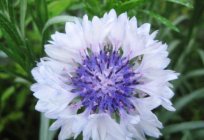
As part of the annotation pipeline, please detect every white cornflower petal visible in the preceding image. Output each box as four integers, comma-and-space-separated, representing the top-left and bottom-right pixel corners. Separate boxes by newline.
129, 17, 137, 30
150, 30, 159, 39
45, 45, 79, 64
31, 9, 178, 140
83, 114, 126, 140
137, 23, 151, 34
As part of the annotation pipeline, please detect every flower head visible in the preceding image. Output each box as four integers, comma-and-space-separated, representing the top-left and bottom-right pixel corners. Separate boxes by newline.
31, 9, 178, 140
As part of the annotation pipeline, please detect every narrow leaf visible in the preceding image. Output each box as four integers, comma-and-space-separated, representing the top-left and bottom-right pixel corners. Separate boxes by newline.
48, 0, 73, 17
20, 0, 27, 38
117, 0, 146, 12
174, 69, 204, 88
163, 121, 204, 134
162, 88, 204, 123
0, 13, 24, 46
35, 0, 48, 30
165, 0, 193, 8
175, 37, 194, 72
0, 43, 24, 68
143, 10, 179, 32
42, 15, 79, 34
1, 86, 15, 103
197, 49, 204, 65
175, 88, 204, 111
0, 0, 8, 13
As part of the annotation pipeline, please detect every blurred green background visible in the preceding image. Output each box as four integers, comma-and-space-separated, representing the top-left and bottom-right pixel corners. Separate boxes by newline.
0, 0, 204, 140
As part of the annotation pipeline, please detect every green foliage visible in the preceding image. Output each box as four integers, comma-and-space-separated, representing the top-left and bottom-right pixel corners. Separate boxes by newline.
165, 0, 193, 8
48, 0, 74, 17
0, 0, 204, 140
42, 15, 78, 34
163, 121, 204, 134
142, 10, 179, 32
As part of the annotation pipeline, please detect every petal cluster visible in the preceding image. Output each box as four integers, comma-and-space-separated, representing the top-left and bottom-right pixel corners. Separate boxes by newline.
31, 9, 178, 140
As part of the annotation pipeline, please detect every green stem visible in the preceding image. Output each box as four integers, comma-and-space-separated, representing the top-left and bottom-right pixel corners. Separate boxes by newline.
39, 113, 49, 140
39, 113, 56, 140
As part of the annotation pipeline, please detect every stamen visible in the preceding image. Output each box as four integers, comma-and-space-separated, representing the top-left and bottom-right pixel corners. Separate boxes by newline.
71, 46, 139, 114
107, 70, 113, 78
85, 69, 94, 76
115, 60, 129, 74
96, 76, 101, 82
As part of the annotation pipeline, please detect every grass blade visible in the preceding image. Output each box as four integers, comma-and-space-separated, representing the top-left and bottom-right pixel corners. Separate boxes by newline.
162, 88, 204, 123
165, 0, 193, 8
48, 0, 73, 17
116, 0, 146, 12
0, 13, 24, 46
142, 10, 179, 32
197, 49, 204, 65
35, 0, 48, 31
175, 36, 195, 72
42, 15, 79, 34
20, 0, 27, 38
174, 69, 204, 88
175, 88, 204, 111
163, 121, 204, 134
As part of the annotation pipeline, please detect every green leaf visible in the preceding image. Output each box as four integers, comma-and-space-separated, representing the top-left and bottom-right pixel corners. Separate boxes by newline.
197, 49, 204, 65
183, 69, 204, 79
165, 0, 193, 8
0, 86, 15, 110
117, 0, 146, 12
20, 0, 27, 38
0, 0, 8, 14
162, 88, 204, 123
84, 0, 101, 16
48, 0, 73, 17
163, 121, 204, 134
0, 43, 26, 72
8, 111, 23, 120
174, 69, 204, 88
175, 88, 204, 111
16, 89, 28, 109
168, 40, 180, 53
0, 111, 23, 133
42, 15, 79, 34
1, 86, 15, 103
7, 0, 15, 24
143, 10, 180, 32
193, 130, 204, 139
0, 12, 35, 74
0, 13, 24, 46
181, 131, 192, 140
175, 37, 195, 72
35, 0, 48, 30
0, 0, 6, 10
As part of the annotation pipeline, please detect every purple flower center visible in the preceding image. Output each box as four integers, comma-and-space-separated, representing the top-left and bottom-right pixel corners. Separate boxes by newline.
71, 47, 138, 113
